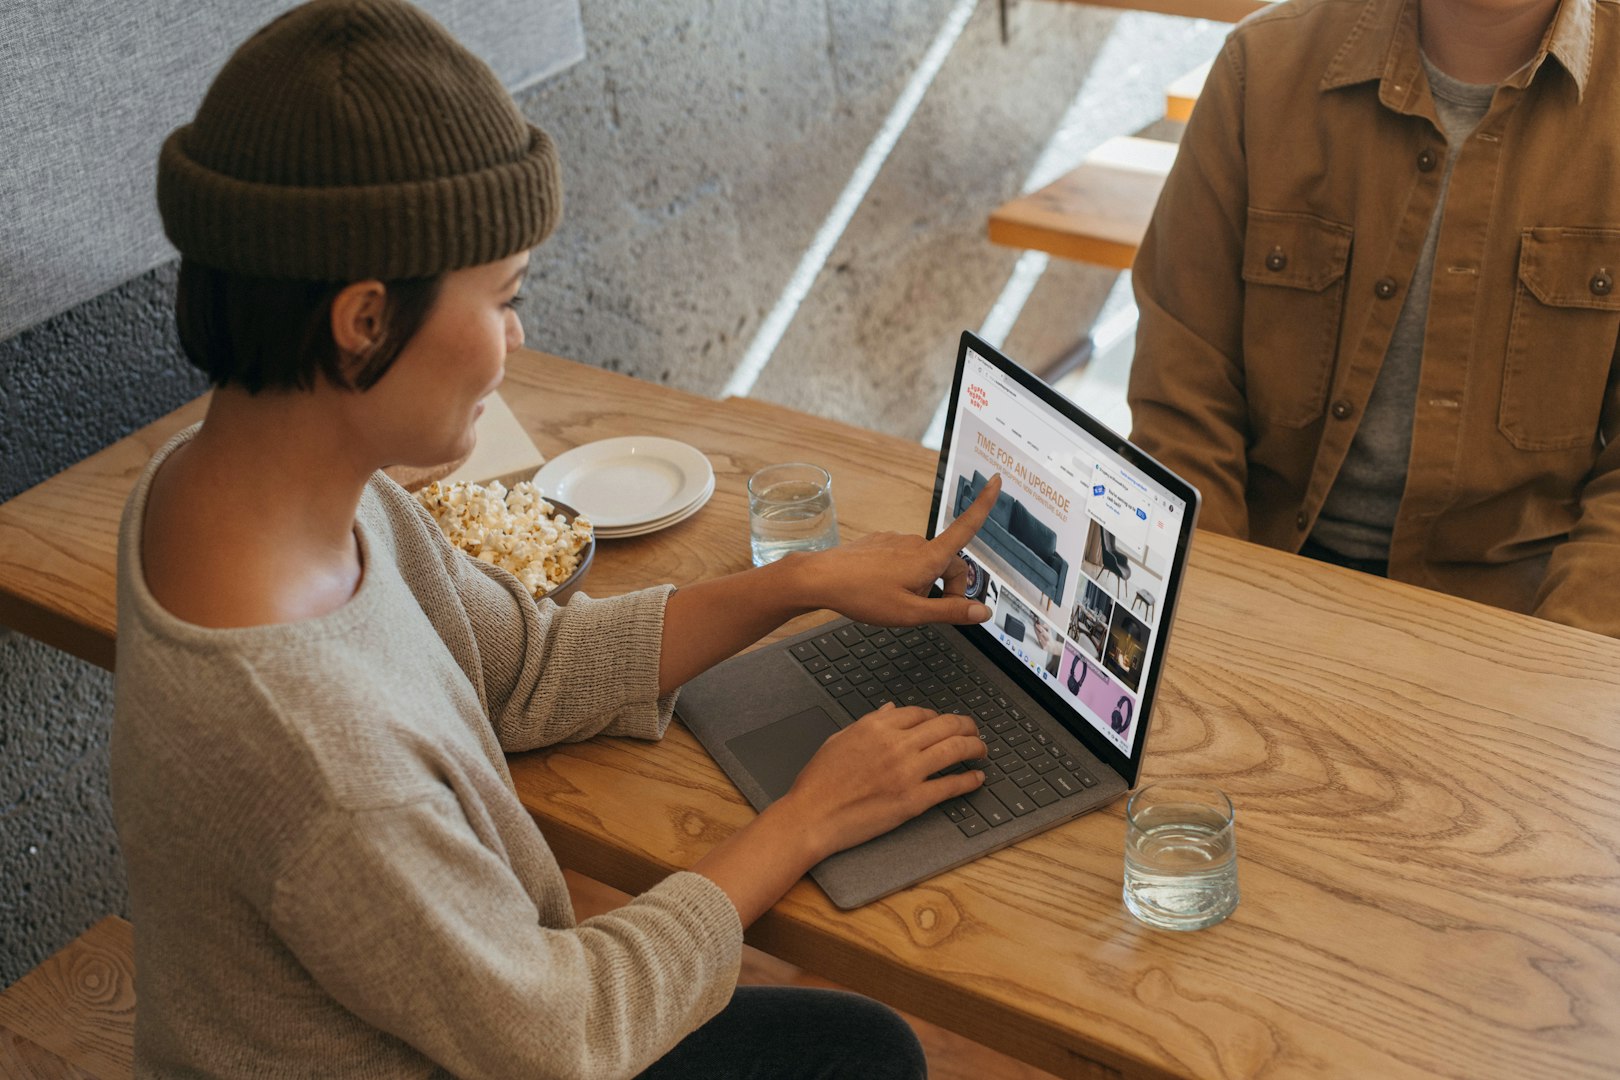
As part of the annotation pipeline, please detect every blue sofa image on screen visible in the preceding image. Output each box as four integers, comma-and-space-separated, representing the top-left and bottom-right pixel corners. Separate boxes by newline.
954, 471, 1068, 606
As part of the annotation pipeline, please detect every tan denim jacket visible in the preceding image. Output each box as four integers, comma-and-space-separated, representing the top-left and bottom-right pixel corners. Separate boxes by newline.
1128, 0, 1620, 635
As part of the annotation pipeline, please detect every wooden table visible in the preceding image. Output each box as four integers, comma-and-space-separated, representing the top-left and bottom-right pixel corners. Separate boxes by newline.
0, 917, 134, 1079
2, 349, 1618, 1079
1050, 0, 1274, 23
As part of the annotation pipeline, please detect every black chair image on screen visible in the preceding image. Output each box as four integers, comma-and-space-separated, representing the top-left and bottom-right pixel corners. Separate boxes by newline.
1098, 529, 1131, 601
955, 472, 1068, 606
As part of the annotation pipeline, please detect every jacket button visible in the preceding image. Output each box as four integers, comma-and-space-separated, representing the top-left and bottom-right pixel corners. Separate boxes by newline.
1296, 511, 1308, 530
1417, 148, 1438, 172
1331, 399, 1354, 420
1266, 247, 1288, 272
1593, 271, 1614, 297
1375, 277, 1399, 299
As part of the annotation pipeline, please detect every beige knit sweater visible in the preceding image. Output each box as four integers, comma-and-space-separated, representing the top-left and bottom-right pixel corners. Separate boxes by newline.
111, 428, 743, 1079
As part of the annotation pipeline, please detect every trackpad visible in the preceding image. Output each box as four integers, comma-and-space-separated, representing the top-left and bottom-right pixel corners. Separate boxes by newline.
726, 707, 841, 802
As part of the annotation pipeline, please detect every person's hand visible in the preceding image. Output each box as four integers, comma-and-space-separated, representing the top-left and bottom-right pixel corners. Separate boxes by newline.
770, 704, 985, 862
789, 473, 1004, 627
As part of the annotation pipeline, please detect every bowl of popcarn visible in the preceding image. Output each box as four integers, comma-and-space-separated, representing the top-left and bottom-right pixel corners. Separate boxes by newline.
415, 479, 595, 605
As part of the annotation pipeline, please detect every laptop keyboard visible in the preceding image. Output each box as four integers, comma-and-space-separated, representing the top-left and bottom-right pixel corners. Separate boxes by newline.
788, 621, 1101, 838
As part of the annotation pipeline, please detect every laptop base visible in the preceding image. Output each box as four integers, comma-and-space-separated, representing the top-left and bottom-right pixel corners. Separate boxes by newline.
677, 618, 1126, 909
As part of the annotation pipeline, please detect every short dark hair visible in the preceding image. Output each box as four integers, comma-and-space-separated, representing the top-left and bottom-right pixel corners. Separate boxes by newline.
174, 259, 443, 394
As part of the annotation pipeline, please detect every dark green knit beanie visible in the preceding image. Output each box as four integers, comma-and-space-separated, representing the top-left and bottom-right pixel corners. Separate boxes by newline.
158, 0, 561, 281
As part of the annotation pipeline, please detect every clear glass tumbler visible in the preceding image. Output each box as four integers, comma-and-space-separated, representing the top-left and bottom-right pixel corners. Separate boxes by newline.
748, 463, 840, 566
1123, 779, 1239, 931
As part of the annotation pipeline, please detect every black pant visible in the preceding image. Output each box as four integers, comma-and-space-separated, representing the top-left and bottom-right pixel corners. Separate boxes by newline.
1299, 537, 1388, 578
636, 986, 927, 1080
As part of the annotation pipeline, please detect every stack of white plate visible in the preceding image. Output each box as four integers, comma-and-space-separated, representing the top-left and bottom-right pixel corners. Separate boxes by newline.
533, 436, 715, 539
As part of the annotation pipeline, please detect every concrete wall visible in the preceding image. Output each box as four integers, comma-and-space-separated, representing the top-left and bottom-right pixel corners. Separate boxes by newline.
0, 0, 1223, 985
0, 0, 583, 339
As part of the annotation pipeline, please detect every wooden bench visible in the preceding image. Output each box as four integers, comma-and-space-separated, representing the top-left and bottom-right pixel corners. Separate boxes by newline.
1166, 60, 1210, 122
987, 135, 1177, 269
0, 917, 134, 1080
1048, 0, 1274, 21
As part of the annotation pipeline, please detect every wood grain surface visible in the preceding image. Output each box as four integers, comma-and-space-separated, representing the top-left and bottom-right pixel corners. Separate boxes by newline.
1165, 62, 1209, 123
0, 397, 206, 669
1045, 0, 1273, 23
496, 355, 1620, 1079
0, 1032, 102, 1080
988, 138, 1176, 270
2, 350, 1617, 1078
0, 917, 134, 1080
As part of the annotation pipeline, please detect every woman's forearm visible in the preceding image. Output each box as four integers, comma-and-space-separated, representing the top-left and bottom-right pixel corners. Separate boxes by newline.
657, 555, 820, 696
689, 795, 829, 927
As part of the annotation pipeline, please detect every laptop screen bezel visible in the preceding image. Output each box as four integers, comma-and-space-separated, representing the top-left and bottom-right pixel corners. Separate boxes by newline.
924, 330, 1201, 787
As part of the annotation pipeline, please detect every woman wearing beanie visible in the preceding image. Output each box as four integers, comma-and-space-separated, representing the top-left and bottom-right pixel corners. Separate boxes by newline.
113, 1, 1002, 1077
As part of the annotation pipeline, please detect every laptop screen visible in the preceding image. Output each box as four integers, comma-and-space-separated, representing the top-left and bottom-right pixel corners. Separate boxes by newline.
928, 332, 1199, 783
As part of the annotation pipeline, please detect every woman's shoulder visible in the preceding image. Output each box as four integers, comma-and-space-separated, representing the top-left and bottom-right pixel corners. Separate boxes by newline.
139, 448, 362, 630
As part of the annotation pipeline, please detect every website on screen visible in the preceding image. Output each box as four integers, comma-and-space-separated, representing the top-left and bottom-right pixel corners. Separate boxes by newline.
937, 349, 1186, 754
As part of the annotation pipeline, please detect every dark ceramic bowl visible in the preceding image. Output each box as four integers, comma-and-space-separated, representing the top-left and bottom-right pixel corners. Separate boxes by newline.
540, 497, 595, 606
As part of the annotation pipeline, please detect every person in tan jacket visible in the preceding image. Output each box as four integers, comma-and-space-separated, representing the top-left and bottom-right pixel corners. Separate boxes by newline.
1127, 0, 1620, 635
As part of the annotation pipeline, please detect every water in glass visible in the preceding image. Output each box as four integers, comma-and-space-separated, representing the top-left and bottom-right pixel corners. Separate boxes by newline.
750, 479, 838, 565
1123, 801, 1239, 931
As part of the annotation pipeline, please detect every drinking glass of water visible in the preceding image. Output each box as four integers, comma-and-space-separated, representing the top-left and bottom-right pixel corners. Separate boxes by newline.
748, 463, 839, 566
1123, 779, 1239, 931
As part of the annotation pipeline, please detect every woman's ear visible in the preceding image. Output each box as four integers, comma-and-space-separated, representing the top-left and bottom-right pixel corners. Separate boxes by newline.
330, 280, 388, 360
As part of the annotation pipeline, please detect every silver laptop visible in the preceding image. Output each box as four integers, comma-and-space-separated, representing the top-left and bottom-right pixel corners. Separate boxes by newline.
676, 331, 1201, 908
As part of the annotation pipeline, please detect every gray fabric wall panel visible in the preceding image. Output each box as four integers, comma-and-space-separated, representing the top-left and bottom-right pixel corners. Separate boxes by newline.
0, 0, 584, 342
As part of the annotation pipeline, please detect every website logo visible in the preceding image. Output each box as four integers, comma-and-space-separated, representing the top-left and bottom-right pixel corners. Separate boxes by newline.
966, 383, 989, 410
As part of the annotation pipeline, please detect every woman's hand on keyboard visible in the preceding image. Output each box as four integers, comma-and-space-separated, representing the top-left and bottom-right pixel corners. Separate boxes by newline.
774, 704, 986, 862
690, 704, 985, 926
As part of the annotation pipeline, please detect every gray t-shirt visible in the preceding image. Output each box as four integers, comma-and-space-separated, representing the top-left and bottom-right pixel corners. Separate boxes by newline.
1311, 55, 1496, 560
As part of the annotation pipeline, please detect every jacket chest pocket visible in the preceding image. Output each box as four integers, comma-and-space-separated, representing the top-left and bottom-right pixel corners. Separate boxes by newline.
1500, 227, 1620, 451
1240, 209, 1353, 428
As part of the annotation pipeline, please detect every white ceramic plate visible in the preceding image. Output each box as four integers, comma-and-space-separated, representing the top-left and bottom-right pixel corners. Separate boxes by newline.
593, 473, 716, 538
534, 437, 714, 529
581, 463, 713, 538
